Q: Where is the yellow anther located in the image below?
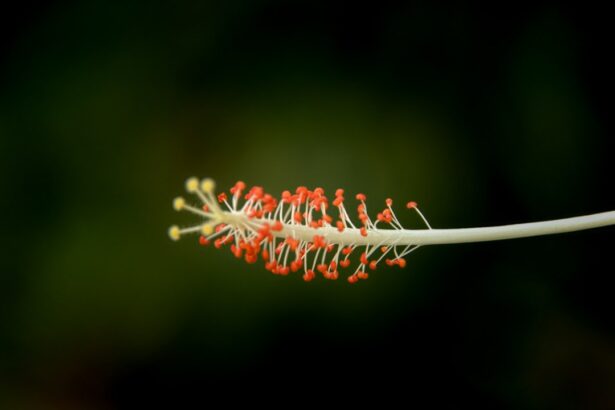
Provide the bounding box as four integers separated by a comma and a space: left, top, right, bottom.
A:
173, 197, 185, 211
201, 178, 216, 194
185, 177, 199, 193
201, 224, 214, 236
168, 225, 181, 241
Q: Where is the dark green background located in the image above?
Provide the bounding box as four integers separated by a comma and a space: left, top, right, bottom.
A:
1, 1, 613, 408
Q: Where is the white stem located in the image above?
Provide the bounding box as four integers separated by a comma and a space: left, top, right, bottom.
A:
263, 211, 615, 246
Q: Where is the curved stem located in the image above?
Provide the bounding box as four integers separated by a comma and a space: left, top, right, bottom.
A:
273, 211, 615, 246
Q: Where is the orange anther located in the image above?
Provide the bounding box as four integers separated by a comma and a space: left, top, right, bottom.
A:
261, 249, 269, 260
406, 201, 417, 209
303, 270, 315, 282
231, 244, 242, 258
360, 252, 368, 265
199, 236, 210, 246
290, 260, 302, 272
342, 246, 353, 255
294, 211, 303, 223
272, 220, 283, 231
386, 198, 393, 206
380, 246, 388, 253
397, 258, 407, 268
369, 261, 377, 270
357, 271, 369, 280
335, 189, 344, 197
360, 227, 368, 237
217, 193, 227, 203
347, 275, 358, 284
356, 193, 366, 201
336, 221, 345, 232
333, 197, 343, 207
340, 259, 351, 268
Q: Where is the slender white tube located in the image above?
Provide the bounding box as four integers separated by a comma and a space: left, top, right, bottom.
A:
272, 211, 615, 246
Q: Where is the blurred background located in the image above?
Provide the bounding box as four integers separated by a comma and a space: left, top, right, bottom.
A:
1, 1, 613, 408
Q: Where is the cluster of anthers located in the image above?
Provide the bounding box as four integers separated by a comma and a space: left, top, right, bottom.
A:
169, 178, 431, 283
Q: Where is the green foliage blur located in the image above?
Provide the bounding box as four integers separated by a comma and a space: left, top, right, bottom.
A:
1, 1, 613, 408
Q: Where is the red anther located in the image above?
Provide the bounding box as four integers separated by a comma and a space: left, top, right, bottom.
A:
230, 181, 246, 194
339, 259, 350, 268
348, 275, 359, 284
245, 186, 264, 200
285, 237, 299, 251
330, 271, 339, 280
333, 197, 343, 207
360, 252, 368, 265
199, 236, 210, 246
357, 204, 365, 213
245, 254, 258, 264
271, 220, 283, 231
329, 261, 337, 271
214, 238, 224, 249
386, 198, 393, 206
342, 246, 353, 255
406, 201, 417, 209
310, 220, 320, 228
326, 244, 334, 253
377, 213, 385, 222
290, 260, 302, 272
317, 264, 328, 274
356, 193, 366, 201
278, 266, 289, 276
261, 249, 270, 260
323, 214, 332, 224
357, 271, 369, 280
381, 246, 388, 253
217, 192, 228, 203
216, 224, 226, 233
312, 235, 325, 247
397, 258, 407, 268
359, 214, 368, 224
369, 261, 377, 270
383, 209, 392, 218
230, 244, 242, 258
294, 211, 303, 223
202, 205, 210, 212
303, 270, 315, 282
281, 190, 291, 202
335, 188, 344, 197
360, 227, 368, 237
336, 221, 345, 232
314, 187, 324, 196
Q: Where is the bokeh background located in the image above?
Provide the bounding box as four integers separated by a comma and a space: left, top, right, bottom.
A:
1, 1, 613, 408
